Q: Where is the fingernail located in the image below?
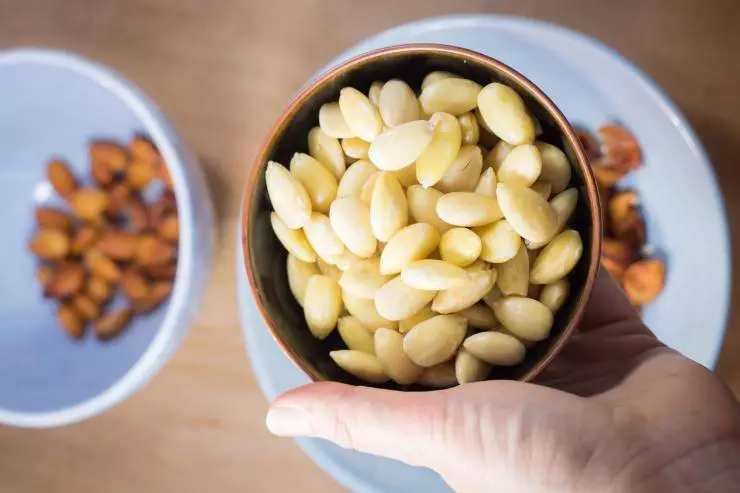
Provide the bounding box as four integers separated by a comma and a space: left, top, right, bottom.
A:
266, 406, 312, 437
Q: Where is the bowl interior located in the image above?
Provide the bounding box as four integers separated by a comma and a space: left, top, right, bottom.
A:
0, 54, 174, 414
245, 46, 597, 389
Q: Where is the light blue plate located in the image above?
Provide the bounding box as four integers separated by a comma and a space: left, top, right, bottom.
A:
238, 15, 730, 493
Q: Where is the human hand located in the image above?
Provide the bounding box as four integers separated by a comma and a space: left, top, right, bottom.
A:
266, 271, 740, 493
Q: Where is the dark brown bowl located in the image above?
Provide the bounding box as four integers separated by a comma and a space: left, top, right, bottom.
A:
241, 44, 602, 389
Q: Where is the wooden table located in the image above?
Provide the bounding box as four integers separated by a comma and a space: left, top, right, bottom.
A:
1, 1, 739, 491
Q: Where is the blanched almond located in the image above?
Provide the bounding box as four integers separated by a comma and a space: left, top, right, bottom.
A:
493, 296, 553, 341
526, 188, 579, 249
319, 102, 355, 139
308, 127, 346, 179
436, 192, 503, 227
497, 144, 542, 186
474, 167, 497, 197
478, 220, 521, 263
330, 350, 388, 384
290, 153, 337, 214
463, 332, 526, 366
374, 276, 436, 321
329, 196, 376, 258
459, 303, 498, 329
497, 244, 529, 296
317, 257, 342, 281
437, 145, 483, 192
530, 229, 583, 284
368, 81, 384, 106
368, 120, 433, 171
342, 288, 397, 331
403, 314, 467, 367
331, 248, 363, 272
393, 163, 418, 187
432, 268, 497, 314
379, 223, 440, 275
406, 185, 452, 234
439, 227, 481, 267
378, 79, 420, 127
47, 160, 79, 199
482, 285, 503, 310
416, 112, 462, 187
401, 259, 469, 290
418, 362, 458, 387
484, 141, 514, 170
531, 181, 552, 201
339, 258, 390, 299
303, 212, 345, 263
265, 161, 312, 229
269, 212, 317, 263
359, 171, 381, 204
339, 87, 384, 141
303, 275, 341, 340
341, 137, 370, 160
287, 254, 320, 306
398, 304, 436, 334
30, 228, 69, 260
337, 160, 377, 198
375, 328, 423, 384
496, 183, 557, 242
421, 71, 455, 91
455, 348, 492, 383
370, 172, 408, 242
419, 78, 482, 115
458, 112, 480, 146
477, 83, 535, 145
540, 278, 570, 313
337, 316, 375, 354
536, 141, 572, 193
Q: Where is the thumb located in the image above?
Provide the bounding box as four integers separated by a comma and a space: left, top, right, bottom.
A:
266, 381, 456, 468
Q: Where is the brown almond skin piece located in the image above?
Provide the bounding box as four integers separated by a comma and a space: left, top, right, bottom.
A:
133, 281, 173, 314
73, 294, 101, 321
86, 276, 113, 303
91, 157, 115, 187
97, 229, 140, 261
90, 141, 128, 172
120, 269, 152, 301
106, 183, 132, 216
36, 265, 54, 287
158, 215, 179, 243
130, 136, 162, 166
126, 159, 156, 189
83, 250, 121, 283
71, 188, 110, 223
44, 263, 86, 299
123, 197, 150, 232
143, 262, 177, 281
34, 207, 75, 232
29, 228, 70, 261
135, 235, 176, 266
70, 227, 99, 255
47, 160, 78, 199
158, 163, 173, 190
149, 192, 177, 224
94, 307, 134, 340
58, 304, 85, 339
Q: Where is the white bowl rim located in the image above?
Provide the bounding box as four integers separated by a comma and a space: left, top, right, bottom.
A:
0, 48, 199, 428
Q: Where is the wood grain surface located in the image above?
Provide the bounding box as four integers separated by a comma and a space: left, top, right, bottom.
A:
1, 1, 739, 492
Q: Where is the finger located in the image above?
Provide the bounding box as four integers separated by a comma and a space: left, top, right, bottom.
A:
266, 382, 447, 468
578, 268, 643, 332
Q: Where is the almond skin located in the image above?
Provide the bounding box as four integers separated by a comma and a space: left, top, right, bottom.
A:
86, 276, 113, 303
133, 281, 173, 314
72, 294, 101, 321
47, 160, 78, 199
34, 207, 75, 232
130, 136, 162, 168
83, 250, 120, 283
90, 141, 128, 172
120, 269, 152, 301
106, 183, 132, 216
70, 227, 99, 255
44, 263, 86, 299
142, 262, 177, 281
29, 228, 70, 261
94, 307, 133, 340
58, 304, 85, 339
125, 198, 151, 232
36, 265, 54, 287
71, 188, 110, 222
97, 229, 140, 261
157, 215, 179, 242
135, 235, 176, 266
91, 157, 115, 187
126, 159, 156, 189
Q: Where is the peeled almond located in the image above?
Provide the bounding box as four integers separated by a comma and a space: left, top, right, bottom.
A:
436, 192, 503, 227
339, 87, 383, 141
270, 213, 316, 262
458, 112, 480, 146
484, 141, 514, 170
289, 153, 338, 213
368, 120, 434, 171
527, 188, 579, 249
287, 254, 320, 306
419, 78, 482, 115
492, 296, 553, 341
308, 127, 346, 179
478, 220, 521, 263
497, 244, 529, 296
317, 258, 342, 281
496, 183, 558, 243
375, 328, 423, 384
332, 248, 363, 271
303, 212, 345, 263
474, 167, 497, 197
393, 163, 418, 187
416, 112, 462, 187
432, 268, 497, 314
418, 362, 458, 388
497, 144, 542, 186
463, 331, 526, 366
399, 304, 436, 334
360, 171, 381, 204
401, 259, 470, 290
370, 172, 408, 242
342, 289, 397, 331
482, 285, 503, 310
319, 102, 355, 138
459, 303, 498, 329
477, 83, 535, 145
406, 185, 452, 234
437, 145, 483, 192
535, 141, 572, 193
531, 181, 552, 201
265, 161, 312, 229
337, 160, 377, 198
342, 137, 371, 160
455, 348, 492, 383
339, 258, 390, 299
303, 275, 341, 339
378, 79, 420, 127
530, 229, 583, 284
330, 350, 388, 384
329, 196, 377, 258
337, 316, 375, 354
403, 314, 467, 367
439, 227, 482, 267
374, 276, 437, 321
380, 223, 440, 275
368, 81, 384, 106
421, 71, 456, 91
540, 278, 570, 313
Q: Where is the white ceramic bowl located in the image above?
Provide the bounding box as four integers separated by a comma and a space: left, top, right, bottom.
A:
0, 49, 214, 427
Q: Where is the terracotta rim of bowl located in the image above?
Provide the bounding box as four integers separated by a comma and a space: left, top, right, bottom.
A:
241, 43, 602, 385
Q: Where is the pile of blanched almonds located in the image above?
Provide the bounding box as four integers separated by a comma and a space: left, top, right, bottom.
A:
265, 71, 583, 387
